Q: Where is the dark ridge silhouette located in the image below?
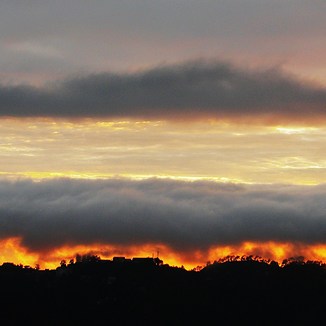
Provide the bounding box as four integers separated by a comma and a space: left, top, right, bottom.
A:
0, 254, 325, 325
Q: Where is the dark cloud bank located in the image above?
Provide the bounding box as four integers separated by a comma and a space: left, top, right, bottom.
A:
1, 61, 325, 121
1, 178, 326, 253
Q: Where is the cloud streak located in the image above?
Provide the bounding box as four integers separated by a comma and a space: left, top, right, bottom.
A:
1, 178, 326, 254
0, 61, 325, 122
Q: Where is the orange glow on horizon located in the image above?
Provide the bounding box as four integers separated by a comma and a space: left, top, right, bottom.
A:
206, 241, 326, 265
1, 237, 326, 270
0, 238, 39, 267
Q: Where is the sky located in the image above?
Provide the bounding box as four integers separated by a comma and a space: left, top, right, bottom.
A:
0, 0, 326, 269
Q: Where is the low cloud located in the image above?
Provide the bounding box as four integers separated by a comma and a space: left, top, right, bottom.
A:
0, 60, 325, 122
0, 178, 326, 254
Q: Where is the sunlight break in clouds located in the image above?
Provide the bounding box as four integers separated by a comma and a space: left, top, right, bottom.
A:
1, 118, 326, 185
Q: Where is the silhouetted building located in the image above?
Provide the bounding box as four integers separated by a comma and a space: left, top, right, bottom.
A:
132, 257, 157, 267
113, 256, 131, 263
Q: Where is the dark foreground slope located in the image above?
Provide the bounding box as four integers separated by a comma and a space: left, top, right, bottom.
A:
0, 257, 325, 325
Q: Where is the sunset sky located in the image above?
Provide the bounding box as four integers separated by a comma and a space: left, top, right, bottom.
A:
1, 0, 326, 269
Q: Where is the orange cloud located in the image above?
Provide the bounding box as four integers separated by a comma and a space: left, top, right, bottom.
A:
1, 237, 326, 271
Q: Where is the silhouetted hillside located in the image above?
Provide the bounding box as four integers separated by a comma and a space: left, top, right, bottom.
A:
0, 255, 325, 325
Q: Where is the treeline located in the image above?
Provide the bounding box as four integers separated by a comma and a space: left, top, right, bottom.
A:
0, 255, 325, 325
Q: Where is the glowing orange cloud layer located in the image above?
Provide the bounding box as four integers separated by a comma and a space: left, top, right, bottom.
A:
0, 238, 39, 268
1, 237, 326, 270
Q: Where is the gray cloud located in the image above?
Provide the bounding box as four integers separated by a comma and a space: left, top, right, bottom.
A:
0, 61, 325, 121
1, 178, 326, 253
1, 0, 326, 82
